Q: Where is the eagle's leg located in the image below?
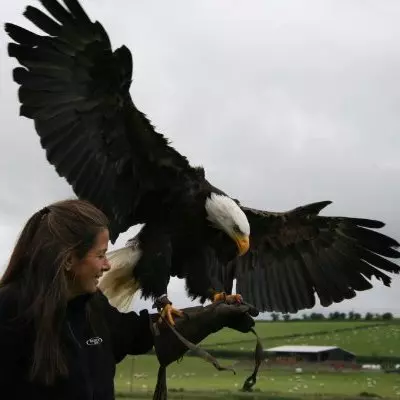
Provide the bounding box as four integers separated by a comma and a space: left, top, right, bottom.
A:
153, 294, 184, 326
212, 291, 243, 304
133, 225, 184, 325
183, 255, 242, 306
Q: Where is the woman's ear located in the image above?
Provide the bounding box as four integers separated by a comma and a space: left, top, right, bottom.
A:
66, 253, 78, 272
65, 259, 72, 272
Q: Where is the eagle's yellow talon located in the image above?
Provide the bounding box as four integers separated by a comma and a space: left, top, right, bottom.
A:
159, 303, 184, 326
213, 292, 227, 302
213, 292, 243, 304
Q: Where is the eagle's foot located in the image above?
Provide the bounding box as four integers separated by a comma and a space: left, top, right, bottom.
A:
159, 303, 184, 326
153, 295, 184, 326
212, 291, 243, 305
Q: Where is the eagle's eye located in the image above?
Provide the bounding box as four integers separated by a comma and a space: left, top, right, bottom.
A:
233, 224, 241, 234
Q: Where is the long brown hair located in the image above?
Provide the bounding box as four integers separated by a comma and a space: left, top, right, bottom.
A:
0, 198, 109, 385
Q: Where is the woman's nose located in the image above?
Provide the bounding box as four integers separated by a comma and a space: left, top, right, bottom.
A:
103, 257, 111, 271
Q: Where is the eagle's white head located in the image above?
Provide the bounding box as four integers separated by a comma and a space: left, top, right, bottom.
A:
205, 193, 250, 256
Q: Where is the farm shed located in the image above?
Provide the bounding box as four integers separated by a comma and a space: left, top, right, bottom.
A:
265, 345, 355, 363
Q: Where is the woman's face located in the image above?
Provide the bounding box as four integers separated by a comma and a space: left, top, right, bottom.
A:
68, 228, 111, 297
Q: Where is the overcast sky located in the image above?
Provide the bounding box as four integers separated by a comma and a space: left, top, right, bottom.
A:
1, 0, 399, 318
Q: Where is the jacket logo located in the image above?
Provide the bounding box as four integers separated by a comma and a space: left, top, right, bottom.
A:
86, 336, 103, 346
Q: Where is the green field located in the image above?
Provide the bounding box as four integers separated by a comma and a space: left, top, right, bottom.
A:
115, 355, 400, 399
202, 321, 383, 346
204, 322, 400, 357
115, 321, 400, 399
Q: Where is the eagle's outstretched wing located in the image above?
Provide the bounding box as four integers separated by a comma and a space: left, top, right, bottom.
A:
230, 201, 400, 313
5, 0, 191, 241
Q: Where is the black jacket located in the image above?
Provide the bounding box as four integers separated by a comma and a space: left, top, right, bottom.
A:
0, 285, 154, 400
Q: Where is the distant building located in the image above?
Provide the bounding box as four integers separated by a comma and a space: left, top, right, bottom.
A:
265, 345, 355, 363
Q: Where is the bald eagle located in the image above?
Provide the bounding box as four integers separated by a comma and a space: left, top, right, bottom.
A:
5, 0, 400, 323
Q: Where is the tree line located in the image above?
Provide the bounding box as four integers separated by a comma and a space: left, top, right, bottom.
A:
268, 311, 395, 321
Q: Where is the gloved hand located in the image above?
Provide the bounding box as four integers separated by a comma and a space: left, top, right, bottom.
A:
149, 300, 260, 400
150, 300, 259, 367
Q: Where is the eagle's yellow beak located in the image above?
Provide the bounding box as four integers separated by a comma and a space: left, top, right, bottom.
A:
234, 234, 250, 256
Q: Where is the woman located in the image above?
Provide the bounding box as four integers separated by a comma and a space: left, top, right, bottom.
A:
0, 199, 154, 400
0, 198, 257, 400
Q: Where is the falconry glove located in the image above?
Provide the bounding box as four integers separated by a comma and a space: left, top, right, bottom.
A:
149, 301, 263, 400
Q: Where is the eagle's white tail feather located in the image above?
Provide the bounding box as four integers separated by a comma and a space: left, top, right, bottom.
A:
98, 246, 142, 312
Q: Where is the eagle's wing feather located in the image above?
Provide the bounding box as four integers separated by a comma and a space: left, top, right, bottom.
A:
5, 0, 191, 241
229, 201, 400, 313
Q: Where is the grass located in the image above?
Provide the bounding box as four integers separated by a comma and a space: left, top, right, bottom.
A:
201, 321, 383, 346
115, 355, 400, 399
117, 391, 399, 400
114, 321, 400, 399
206, 323, 400, 357
116, 394, 303, 400
116, 393, 379, 400
264, 324, 400, 357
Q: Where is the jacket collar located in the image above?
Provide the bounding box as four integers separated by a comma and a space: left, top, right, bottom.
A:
67, 292, 94, 312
